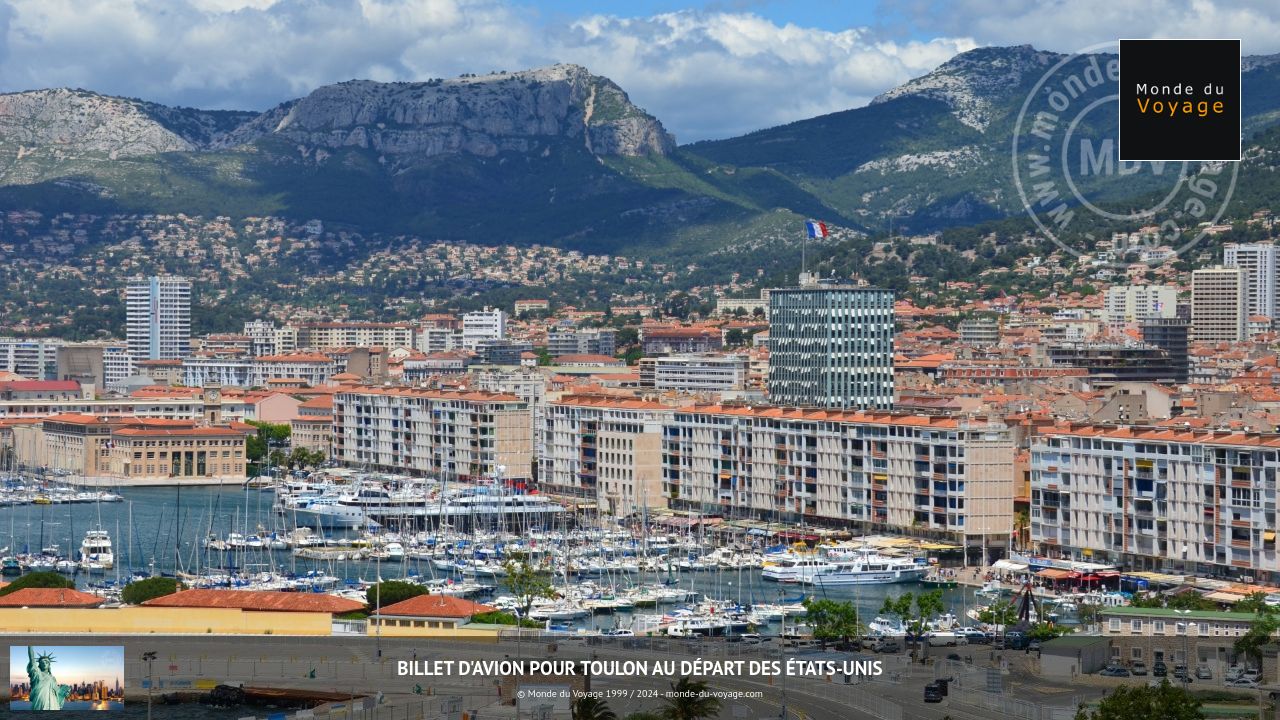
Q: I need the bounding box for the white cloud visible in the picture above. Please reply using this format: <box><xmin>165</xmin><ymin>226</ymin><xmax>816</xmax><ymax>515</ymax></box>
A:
<box><xmin>2</xmin><ymin>0</ymin><xmax>1270</xmax><ymax>143</ymax></box>
<box><xmin>0</xmin><ymin>0</ymin><xmax>975</xmax><ymax>141</ymax></box>
<box><xmin>905</xmin><ymin>0</ymin><xmax>1280</xmax><ymax>55</ymax></box>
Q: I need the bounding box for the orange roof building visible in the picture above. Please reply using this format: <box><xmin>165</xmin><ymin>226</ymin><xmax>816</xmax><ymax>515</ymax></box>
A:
<box><xmin>0</xmin><ymin>587</ymin><xmax>104</xmax><ymax>607</ymax></box>
<box><xmin>142</xmin><ymin>589</ymin><xmax>363</xmax><ymax>614</ymax></box>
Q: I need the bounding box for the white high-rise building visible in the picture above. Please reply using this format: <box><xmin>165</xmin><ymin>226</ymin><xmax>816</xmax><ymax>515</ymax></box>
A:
<box><xmin>1190</xmin><ymin>267</ymin><xmax>1246</xmax><ymax>342</ymax></box>
<box><xmin>461</xmin><ymin>308</ymin><xmax>506</xmax><ymax>350</ymax></box>
<box><xmin>1103</xmin><ymin>285</ymin><xmax>1178</xmax><ymax>329</ymax></box>
<box><xmin>126</xmin><ymin>276</ymin><xmax>192</xmax><ymax>362</ymax></box>
<box><xmin>1224</xmin><ymin>243</ymin><xmax>1278</xmax><ymax>321</ymax></box>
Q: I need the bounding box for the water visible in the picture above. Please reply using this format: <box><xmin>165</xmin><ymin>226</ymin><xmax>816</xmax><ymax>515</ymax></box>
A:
<box><xmin>0</xmin><ymin>486</ymin><xmax>984</xmax><ymax>624</ymax></box>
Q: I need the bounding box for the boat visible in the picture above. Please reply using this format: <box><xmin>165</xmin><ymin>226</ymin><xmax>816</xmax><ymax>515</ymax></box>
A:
<box><xmin>920</xmin><ymin>572</ymin><xmax>958</xmax><ymax>589</ymax></box>
<box><xmin>807</xmin><ymin>549</ymin><xmax>927</xmax><ymax>586</ymax></box>
<box><xmin>1</xmin><ymin>556</ymin><xmax>20</xmax><ymax>576</ymax></box>
<box><xmin>761</xmin><ymin>556</ymin><xmax>832</xmax><ymax>583</ymax></box>
<box><xmin>79</xmin><ymin>528</ymin><xmax>114</xmax><ymax>570</ymax></box>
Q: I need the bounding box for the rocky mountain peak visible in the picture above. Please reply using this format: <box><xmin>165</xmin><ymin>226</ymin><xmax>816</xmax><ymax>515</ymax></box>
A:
<box><xmin>871</xmin><ymin>44</ymin><xmax>1057</xmax><ymax>132</ymax></box>
<box><xmin>216</xmin><ymin>64</ymin><xmax>674</xmax><ymax>160</ymax></box>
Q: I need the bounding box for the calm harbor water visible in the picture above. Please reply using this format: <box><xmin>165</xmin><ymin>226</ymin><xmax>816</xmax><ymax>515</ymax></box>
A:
<box><xmin>0</xmin><ymin>485</ymin><xmax>983</xmax><ymax>623</ymax></box>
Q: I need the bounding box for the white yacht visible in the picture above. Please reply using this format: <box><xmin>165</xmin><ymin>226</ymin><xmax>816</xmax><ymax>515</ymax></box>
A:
<box><xmin>807</xmin><ymin>550</ymin><xmax>927</xmax><ymax>586</ymax></box>
<box><xmin>761</xmin><ymin>556</ymin><xmax>831</xmax><ymax>583</ymax></box>
<box><xmin>79</xmin><ymin>528</ymin><xmax>114</xmax><ymax>570</ymax></box>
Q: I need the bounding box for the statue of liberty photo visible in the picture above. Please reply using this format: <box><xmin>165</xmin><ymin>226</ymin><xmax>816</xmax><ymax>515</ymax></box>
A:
<box><xmin>26</xmin><ymin>647</ymin><xmax>71</xmax><ymax>710</ymax></box>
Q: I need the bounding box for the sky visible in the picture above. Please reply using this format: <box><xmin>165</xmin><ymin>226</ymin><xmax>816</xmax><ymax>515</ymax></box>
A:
<box><xmin>9</xmin><ymin>645</ymin><xmax>124</xmax><ymax>687</ymax></box>
<box><xmin>0</xmin><ymin>0</ymin><xmax>1278</xmax><ymax>142</ymax></box>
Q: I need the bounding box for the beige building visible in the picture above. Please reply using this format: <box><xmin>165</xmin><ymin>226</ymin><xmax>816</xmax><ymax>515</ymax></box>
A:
<box><xmin>1191</xmin><ymin>266</ymin><xmax>1247</xmax><ymax>342</ymax></box>
<box><xmin>664</xmin><ymin>405</ymin><xmax>1015</xmax><ymax>561</ymax></box>
<box><xmin>291</xmin><ymin>395</ymin><xmax>333</xmax><ymax>457</ymax></box>
<box><xmin>542</xmin><ymin>395</ymin><xmax>673</xmax><ymax>515</ymax></box>
<box><xmin>12</xmin><ymin>414</ymin><xmax>248</xmax><ymax>485</ymax></box>
<box><xmin>333</xmin><ymin>386</ymin><xmax>532</xmax><ymax>484</ymax></box>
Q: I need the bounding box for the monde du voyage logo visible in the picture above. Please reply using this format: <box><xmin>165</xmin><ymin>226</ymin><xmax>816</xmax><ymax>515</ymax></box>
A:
<box><xmin>1013</xmin><ymin>39</ymin><xmax>1240</xmax><ymax>269</ymax></box>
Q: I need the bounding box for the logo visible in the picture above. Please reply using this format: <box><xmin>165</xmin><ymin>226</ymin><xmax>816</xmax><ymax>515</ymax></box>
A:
<box><xmin>1012</xmin><ymin>41</ymin><xmax>1237</xmax><ymax>270</ymax></box>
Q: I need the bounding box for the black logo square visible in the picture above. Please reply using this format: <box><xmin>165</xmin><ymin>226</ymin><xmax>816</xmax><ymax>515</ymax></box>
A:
<box><xmin>1120</xmin><ymin>39</ymin><xmax>1240</xmax><ymax>161</ymax></box>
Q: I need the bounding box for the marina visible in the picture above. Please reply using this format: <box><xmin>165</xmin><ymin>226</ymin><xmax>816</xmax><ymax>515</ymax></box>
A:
<box><xmin>0</xmin><ymin>474</ymin><xmax>1036</xmax><ymax>636</ymax></box>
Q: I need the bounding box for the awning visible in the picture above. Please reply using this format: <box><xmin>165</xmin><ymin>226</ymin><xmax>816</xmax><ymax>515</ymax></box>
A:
<box><xmin>1266</xmin><ymin>531</ymin><xmax>1276</xmax><ymax>542</ymax></box>
<box><xmin>747</xmin><ymin>528</ymin><xmax>770</xmax><ymax>536</ymax></box>
<box><xmin>1204</xmin><ymin>591</ymin><xmax>1244</xmax><ymax>604</ymax></box>
<box><xmin>1037</xmin><ymin>568</ymin><xmax>1074</xmax><ymax>580</ymax></box>
<box><xmin>993</xmin><ymin>559</ymin><xmax>1029</xmax><ymax>572</ymax></box>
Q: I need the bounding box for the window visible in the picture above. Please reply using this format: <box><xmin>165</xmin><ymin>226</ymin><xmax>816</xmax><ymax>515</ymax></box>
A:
<box><xmin>1131</xmin><ymin>620</ymin><xmax>1143</xmax><ymax>632</ymax></box>
<box><xmin>1154</xmin><ymin>621</ymin><xmax>1165</xmax><ymax>634</ymax></box>
<box><xmin>1109</xmin><ymin>619</ymin><xmax>1121</xmax><ymax>632</ymax></box>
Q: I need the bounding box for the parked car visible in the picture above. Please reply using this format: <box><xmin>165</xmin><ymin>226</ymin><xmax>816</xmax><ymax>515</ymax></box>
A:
<box><xmin>1227</xmin><ymin>678</ymin><xmax>1259</xmax><ymax>689</ymax></box>
<box><xmin>924</xmin><ymin>683</ymin><xmax>943</xmax><ymax>703</ymax></box>
<box><xmin>1130</xmin><ymin>661</ymin><xmax>1148</xmax><ymax>675</ymax></box>
<box><xmin>957</xmin><ymin>629</ymin><xmax>989</xmax><ymax>644</ymax></box>
<box><xmin>1226</xmin><ymin>665</ymin><xmax>1245</xmax><ymax>681</ymax></box>
<box><xmin>1153</xmin><ymin>661</ymin><xmax>1168</xmax><ymax>677</ymax></box>
<box><xmin>927</xmin><ymin>632</ymin><xmax>967</xmax><ymax>647</ymax></box>
<box><xmin>1028</xmin><ymin>640</ymin><xmax>1042</xmax><ymax>652</ymax></box>
<box><xmin>1195</xmin><ymin>663</ymin><xmax>1212</xmax><ymax>679</ymax></box>
<box><xmin>1241</xmin><ymin>668</ymin><xmax>1262</xmax><ymax>683</ymax></box>
<box><xmin>873</xmin><ymin>638</ymin><xmax>903</xmax><ymax>654</ymax></box>
<box><xmin>1099</xmin><ymin>666</ymin><xmax>1131</xmax><ymax>677</ymax></box>
<box><xmin>1172</xmin><ymin>664</ymin><xmax>1192</xmax><ymax>682</ymax></box>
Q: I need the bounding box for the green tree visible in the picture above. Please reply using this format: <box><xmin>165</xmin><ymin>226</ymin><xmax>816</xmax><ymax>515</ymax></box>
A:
<box><xmin>1233</xmin><ymin>612</ymin><xmax>1279</xmax><ymax>669</ymax></box>
<box><xmin>366</xmin><ymin>580</ymin><xmax>427</xmax><ymax>609</ymax></box>
<box><xmin>1074</xmin><ymin>681</ymin><xmax>1202</xmax><ymax>720</ymax></box>
<box><xmin>659</xmin><ymin>676</ymin><xmax>721</xmax><ymax>720</ymax></box>
<box><xmin>246</xmin><ymin>421</ymin><xmax>291</xmax><ymax>462</ymax></box>
<box><xmin>802</xmin><ymin>598</ymin><xmax>862</xmax><ymax>648</ymax></box>
<box><xmin>0</xmin><ymin>571</ymin><xmax>75</xmax><ymax>595</ymax></box>
<box><xmin>1166</xmin><ymin>592</ymin><xmax>1218</xmax><ymax>612</ymax></box>
<box><xmin>910</xmin><ymin>589</ymin><xmax>945</xmax><ymax>657</ymax></box>
<box><xmin>121</xmin><ymin>577</ymin><xmax>183</xmax><ymax>605</ymax></box>
<box><xmin>500</xmin><ymin>552</ymin><xmax>555</xmax><ymax>619</ymax></box>
<box><xmin>724</xmin><ymin>328</ymin><xmax>745</xmax><ymax>347</ymax></box>
<box><xmin>571</xmin><ymin>696</ymin><xmax>618</xmax><ymax>720</ymax></box>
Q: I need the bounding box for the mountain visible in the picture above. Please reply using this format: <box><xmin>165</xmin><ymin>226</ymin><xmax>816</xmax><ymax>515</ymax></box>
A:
<box><xmin>1</xmin><ymin>48</ymin><xmax>1279</xmax><ymax>259</ymax></box>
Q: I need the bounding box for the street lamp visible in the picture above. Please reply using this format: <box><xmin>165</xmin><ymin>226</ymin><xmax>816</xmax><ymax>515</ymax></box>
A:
<box><xmin>1173</xmin><ymin>609</ymin><xmax>1191</xmax><ymax>691</ymax></box>
<box><xmin>142</xmin><ymin>651</ymin><xmax>157</xmax><ymax>720</ymax></box>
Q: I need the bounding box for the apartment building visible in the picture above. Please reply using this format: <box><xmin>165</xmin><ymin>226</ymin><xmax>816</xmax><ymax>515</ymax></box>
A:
<box><xmin>1031</xmin><ymin>423</ymin><xmax>1280</xmax><ymax>582</ymax></box>
<box><xmin>292</xmin><ymin>322</ymin><xmax>415</xmax><ymax>350</ymax></box>
<box><xmin>641</xmin><ymin>327</ymin><xmax>722</xmax><ymax>356</ymax></box>
<box><xmin>663</xmin><ymin>405</ymin><xmax>1014</xmax><ymax>560</ymax></box>
<box><xmin>541</xmin><ymin>395</ymin><xmax>673</xmax><ymax>515</ymax></box>
<box><xmin>126</xmin><ymin>276</ymin><xmax>191</xmax><ymax>362</ymax></box>
<box><xmin>461</xmin><ymin>308</ymin><xmax>506</xmax><ymax>349</ymax></box>
<box><xmin>332</xmin><ymin>387</ymin><xmax>532</xmax><ymax>484</ymax></box>
<box><xmin>547</xmin><ymin>328</ymin><xmax>617</xmax><ymax>358</ymax></box>
<box><xmin>1103</xmin><ymin>285</ymin><xmax>1178</xmax><ymax>328</ymax></box>
<box><xmin>637</xmin><ymin>354</ymin><xmax>749</xmax><ymax>392</ymax></box>
<box><xmin>958</xmin><ymin>317</ymin><xmax>1000</xmax><ymax>346</ymax></box>
<box><xmin>290</xmin><ymin>395</ymin><xmax>333</xmax><ymax>457</ymax></box>
<box><xmin>1191</xmin><ymin>267</ymin><xmax>1247</xmax><ymax>342</ymax></box>
<box><xmin>252</xmin><ymin>354</ymin><xmax>335</xmax><ymax>387</ymax></box>
<box><xmin>1224</xmin><ymin>243</ymin><xmax>1278</xmax><ymax>321</ymax></box>
<box><xmin>0</xmin><ymin>337</ymin><xmax>61</xmax><ymax>380</ymax></box>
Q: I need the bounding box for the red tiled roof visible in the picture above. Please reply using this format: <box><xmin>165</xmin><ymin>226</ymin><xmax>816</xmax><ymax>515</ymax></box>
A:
<box><xmin>0</xmin><ymin>380</ymin><xmax>79</xmax><ymax>392</ymax></box>
<box><xmin>0</xmin><ymin>587</ymin><xmax>103</xmax><ymax>607</ymax></box>
<box><xmin>376</xmin><ymin>594</ymin><xmax>495</xmax><ymax>618</ymax></box>
<box><xmin>142</xmin><ymin>589</ymin><xmax>363</xmax><ymax>613</ymax></box>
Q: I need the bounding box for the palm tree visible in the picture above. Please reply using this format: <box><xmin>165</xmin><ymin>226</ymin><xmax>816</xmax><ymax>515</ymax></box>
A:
<box><xmin>572</xmin><ymin>696</ymin><xmax>618</xmax><ymax>720</ymax></box>
<box><xmin>660</xmin><ymin>677</ymin><xmax>722</xmax><ymax>720</ymax></box>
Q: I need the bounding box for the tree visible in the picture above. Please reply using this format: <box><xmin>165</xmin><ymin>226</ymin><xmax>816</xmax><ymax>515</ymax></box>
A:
<box><xmin>1231</xmin><ymin>591</ymin><xmax>1272</xmax><ymax>615</ymax></box>
<box><xmin>0</xmin><ymin>571</ymin><xmax>75</xmax><ymax>596</ymax></box>
<box><xmin>246</xmin><ymin>421</ymin><xmax>291</xmax><ymax>462</ymax></box>
<box><xmin>366</xmin><ymin>580</ymin><xmax>427</xmax><ymax>609</ymax></box>
<box><xmin>501</xmin><ymin>552</ymin><xmax>555</xmax><ymax>619</ymax></box>
<box><xmin>1233</xmin><ymin>605</ymin><xmax>1279</xmax><ymax>669</ymax></box>
<box><xmin>724</xmin><ymin>328</ymin><xmax>745</xmax><ymax>347</ymax></box>
<box><xmin>659</xmin><ymin>677</ymin><xmax>721</xmax><ymax>720</ymax></box>
<box><xmin>571</xmin><ymin>696</ymin><xmax>618</xmax><ymax>720</ymax></box>
<box><xmin>910</xmin><ymin>589</ymin><xmax>946</xmax><ymax>657</ymax></box>
<box><xmin>802</xmin><ymin>598</ymin><xmax>862</xmax><ymax>648</ymax></box>
<box><xmin>1074</xmin><ymin>681</ymin><xmax>1202</xmax><ymax>720</ymax></box>
<box><xmin>121</xmin><ymin>577</ymin><xmax>183</xmax><ymax>605</ymax></box>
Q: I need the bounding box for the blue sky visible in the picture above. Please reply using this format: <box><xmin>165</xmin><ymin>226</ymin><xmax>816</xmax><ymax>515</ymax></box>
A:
<box><xmin>0</xmin><ymin>0</ymin><xmax>1277</xmax><ymax>141</ymax></box>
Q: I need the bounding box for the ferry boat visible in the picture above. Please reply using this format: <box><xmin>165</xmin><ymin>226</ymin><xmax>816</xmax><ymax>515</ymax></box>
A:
<box><xmin>807</xmin><ymin>550</ymin><xmax>927</xmax><ymax>586</ymax></box>
<box><xmin>761</xmin><ymin>556</ymin><xmax>832</xmax><ymax>583</ymax></box>
<box><xmin>291</xmin><ymin>487</ymin><xmax>564</xmax><ymax>529</ymax></box>
<box><xmin>79</xmin><ymin>528</ymin><xmax>114</xmax><ymax>570</ymax></box>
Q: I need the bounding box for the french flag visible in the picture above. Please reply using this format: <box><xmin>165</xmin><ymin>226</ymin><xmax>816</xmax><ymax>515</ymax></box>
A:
<box><xmin>805</xmin><ymin>220</ymin><xmax>828</xmax><ymax>239</ymax></box>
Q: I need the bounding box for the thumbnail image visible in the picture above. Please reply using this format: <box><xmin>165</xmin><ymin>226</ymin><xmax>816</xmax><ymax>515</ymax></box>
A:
<box><xmin>9</xmin><ymin>646</ymin><xmax>124</xmax><ymax>711</ymax></box>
